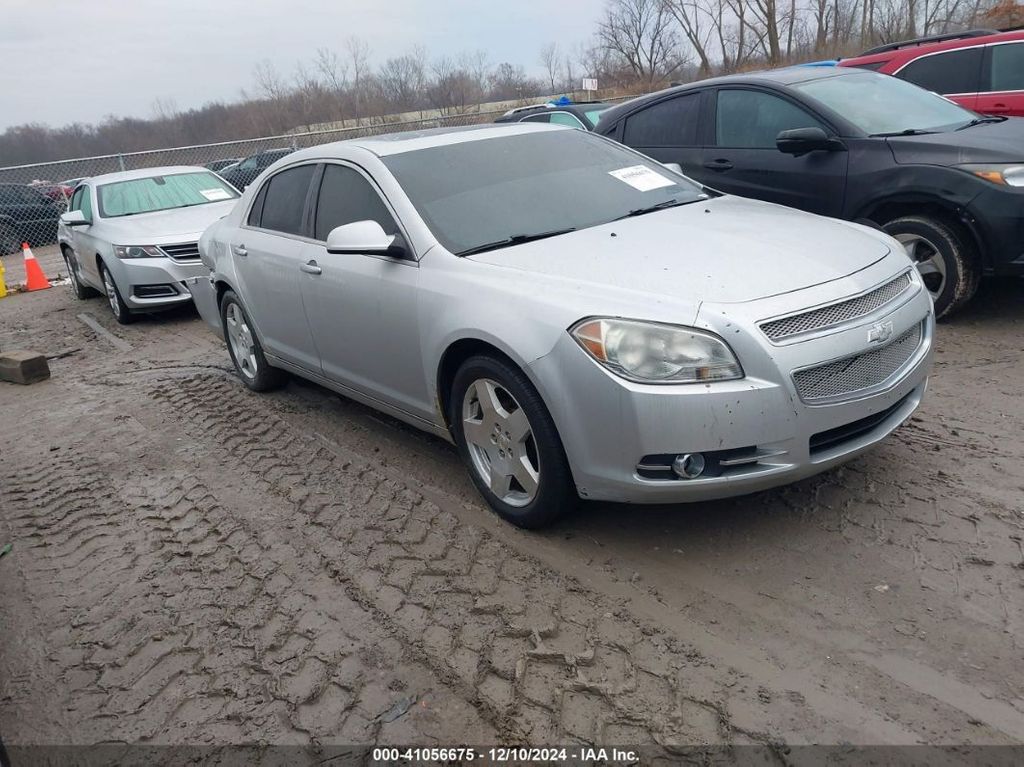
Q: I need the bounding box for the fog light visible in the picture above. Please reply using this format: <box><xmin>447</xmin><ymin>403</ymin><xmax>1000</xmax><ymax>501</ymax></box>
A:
<box><xmin>672</xmin><ymin>453</ymin><xmax>706</xmax><ymax>479</ymax></box>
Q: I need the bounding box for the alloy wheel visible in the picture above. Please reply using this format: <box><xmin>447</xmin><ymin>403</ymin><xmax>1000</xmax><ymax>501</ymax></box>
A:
<box><xmin>225</xmin><ymin>302</ymin><xmax>258</xmax><ymax>379</ymax></box>
<box><xmin>894</xmin><ymin>232</ymin><xmax>946</xmax><ymax>300</ymax></box>
<box><xmin>461</xmin><ymin>378</ymin><xmax>540</xmax><ymax>507</ymax></box>
<box><xmin>102</xmin><ymin>269</ymin><xmax>120</xmax><ymax>315</ymax></box>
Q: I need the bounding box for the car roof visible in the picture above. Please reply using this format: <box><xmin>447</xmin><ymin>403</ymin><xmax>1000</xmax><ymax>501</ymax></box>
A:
<box><xmin>598</xmin><ymin>66</ymin><xmax>861</xmax><ymax>126</ymax></box>
<box><xmin>86</xmin><ymin>165</ymin><xmax>217</xmax><ymax>186</ymax></box>
<box><xmin>284</xmin><ymin>122</ymin><xmax>570</xmax><ymax>161</ymax></box>
<box><xmin>842</xmin><ymin>28</ymin><xmax>1024</xmax><ymax>66</ymax></box>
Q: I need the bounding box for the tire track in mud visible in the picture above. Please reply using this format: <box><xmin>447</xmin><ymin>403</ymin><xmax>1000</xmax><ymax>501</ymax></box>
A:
<box><xmin>0</xmin><ymin>411</ymin><xmax>496</xmax><ymax>747</ymax></box>
<box><xmin>148</xmin><ymin>372</ymin><xmax>884</xmax><ymax>750</ymax></box>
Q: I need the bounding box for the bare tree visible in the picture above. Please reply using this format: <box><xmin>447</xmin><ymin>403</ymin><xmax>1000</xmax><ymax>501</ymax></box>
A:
<box><xmin>663</xmin><ymin>0</ymin><xmax>715</xmax><ymax>75</ymax></box>
<box><xmin>540</xmin><ymin>42</ymin><xmax>561</xmax><ymax>91</ymax></box>
<box><xmin>597</xmin><ymin>0</ymin><xmax>684</xmax><ymax>83</ymax></box>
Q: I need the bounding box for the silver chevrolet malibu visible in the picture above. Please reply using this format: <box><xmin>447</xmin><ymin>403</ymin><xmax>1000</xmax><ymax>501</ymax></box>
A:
<box><xmin>191</xmin><ymin>124</ymin><xmax>933</xmax><ymax>528</ymax></box>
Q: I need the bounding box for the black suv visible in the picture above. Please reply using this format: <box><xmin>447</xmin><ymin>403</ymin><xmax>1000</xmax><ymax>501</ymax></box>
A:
<box><xmin>0</xmin><ymin>183</ymin><xmax>62</xmax><ymax>255</ymax></box>
<box><xmin>495</xmin><ymin>101</ymin><xmax>613</xmax><ymax>131</ymax></box>
<box><xmin>218</xmin><ymin>147</ymin><xmax>295</xmax><ymax>190</ymax></box>
<box><xmin>599</xmin><ymin>66</ymin><xmax>1024</xmax><ymax>317</ymax></box>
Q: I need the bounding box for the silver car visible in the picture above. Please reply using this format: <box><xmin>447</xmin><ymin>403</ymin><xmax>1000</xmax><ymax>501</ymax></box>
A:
<box><xmin>57</xmin><ymin>166</ymin><xmax>240</xmax><ymax>324</ymax></box>
<box><xmin>191</xmin><ymin>124</ymin><xmax>933</xmax><ymax>528</ymax></box>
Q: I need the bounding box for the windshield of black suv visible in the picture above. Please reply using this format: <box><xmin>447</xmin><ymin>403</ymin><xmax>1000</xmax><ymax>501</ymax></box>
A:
<box><xmin>794</xmin><ymin>71</ymin><xmax>976</xmax><ymax>136</ymax></box>
<box><xmin>382</xmin><ymin>130</ymin><xmax>707</xmax><ymax>255</ymax></box>
<box><xmin>97</xmin><ymin>171</ymin><xmax>238</xmax><ymax>218</ymax></box>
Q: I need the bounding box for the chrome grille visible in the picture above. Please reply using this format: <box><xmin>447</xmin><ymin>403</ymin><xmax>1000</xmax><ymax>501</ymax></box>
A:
<box><xmin>159</xmin><ymin>242</ymin><xmax>201</xmax><ymax>262</ymax></box>
<box><xmin>761</xmin><ymin>272</ymin><xmax>913</xmax><ymax>341</ymax></box>
<box><xmin>793</xmin><ymin>322</ymin><xmax>923</xmax><ymax>403</ymax></box>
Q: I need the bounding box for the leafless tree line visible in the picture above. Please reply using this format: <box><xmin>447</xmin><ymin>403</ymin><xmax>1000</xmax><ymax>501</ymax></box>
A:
<box><xmin>2</xmin><ymin>0</ymin><xmax>1020</xmax><ymax>166</ymax></box>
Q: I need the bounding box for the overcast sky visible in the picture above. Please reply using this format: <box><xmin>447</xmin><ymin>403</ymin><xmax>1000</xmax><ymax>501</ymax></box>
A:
<box><xmin>1</xmin><ymin>0</ymin><xmax>603</xmax><ymax>131</ymax></box>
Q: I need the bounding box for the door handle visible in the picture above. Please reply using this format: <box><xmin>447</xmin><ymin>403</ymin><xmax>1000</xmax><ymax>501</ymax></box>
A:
<box><xmin>300</xmin><ymin>260</ymin><xmax>322</xmax><ymax>275</ymax></box>
<box><xmin>703</xmin><ymin>159</ymin><xmax>733</xmax><ymax>171</ymax></box>
<box><xmin>231</xmin><ymin>244</ymin><xmax>248</xmax><ymax>257</ymax></box>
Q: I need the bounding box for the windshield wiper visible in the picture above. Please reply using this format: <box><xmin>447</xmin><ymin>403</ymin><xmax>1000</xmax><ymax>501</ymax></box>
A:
<box><xmin>956</xmin><ymin>115</ymin><xmax>1007</xmax><ymax>130</ymax></box>
<box><xmin>613</xmin><ymin>196</ymin><xmax>704</xmax><ymax>220</ymax></box>
<box><xmin>869</xmin><ymin>128</ymin><xmax>940</xmax><ymax>137</ymax></box>
<box><xmin>455</xmin><ymin>227</ymin><xmax>577</xmax><ymax>257</ymax></box>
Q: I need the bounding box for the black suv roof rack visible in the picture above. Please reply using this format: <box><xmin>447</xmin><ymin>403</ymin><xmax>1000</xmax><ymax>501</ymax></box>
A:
<box><xmin>859</xmin><ymin>28</ymin><xmax>998</xmax><ymax>56</ymax></box>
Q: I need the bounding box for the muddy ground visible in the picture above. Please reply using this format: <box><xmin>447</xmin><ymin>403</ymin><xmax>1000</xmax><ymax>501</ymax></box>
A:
<box><xmin>1</xmin><ymin>262</ymin><xmax>1022</xmax><ymax>756</ymax></box>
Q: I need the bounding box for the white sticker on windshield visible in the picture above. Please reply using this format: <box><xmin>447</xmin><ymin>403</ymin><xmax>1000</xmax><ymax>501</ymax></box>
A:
<box><xmin>199</xmin><ymin>188</ymin><xmax>232</xmax><ymax>201</ymax></box>
<box><xmin>608</xmin><ymin>165</ymin><xmax>675</xmax><ymax>192</ymax></box>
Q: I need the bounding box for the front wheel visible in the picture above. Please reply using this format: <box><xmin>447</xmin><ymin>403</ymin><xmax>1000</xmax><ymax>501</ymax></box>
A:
<box><xmin>219</xmin><ymin>290</ymin><xmax>286</xmax><ymax>392</ymax></box>
<box><xmin>100</xmin><ymin>261</ymin><xmax>135</xmax><ymax>324</ymax></box>
<box><xmin>883</xmin><ymin>215</ymin><xmax>980</xmax><ymax>319</ymax></box>
<box><xmin>450</xmin><ymin>355</ymin><xmax>576</xmax><ymax>529</ymax></box>
<box><xmin>63</xmin><ymin>247</ymin><xmax>98</xmax><ymax>299</ymax></box>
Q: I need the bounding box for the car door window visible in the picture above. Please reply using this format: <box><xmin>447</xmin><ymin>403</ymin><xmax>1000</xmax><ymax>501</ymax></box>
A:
<box><xmin>896</xmin><ymin>48</ymin><xmax>983</xmax><ymax>94</ymax></box>
<box><xmin>989</xmin><ymin>43</ymin><xmax>1024</xmax><ymax>92</ymax></box>
<box><xmin>549</xmin><ymin>112</ymin><xmax>587</xmax><ymax>128</ymax></box>
<box><xmin>623</xmin><ymin>93</ymin><xmax>701</xmax><ymax>146</ymax></box>
<box><xmin>79</xmin><ymin>186</ymin><xmax>93</xmax><ymax>220</ymax></box>
<box><xmin>716</xmin><ymin>90</ymin><xmax>824</xmax><ymax>148</ymax></box>
<box><xmin>520</xmin><ymin>113</ymin><xmax>551</xmax><ymax>124</ymax></box>
<box><xmin>69</xmin><ymin>187</ymin><xmax>83</xmax><ymax>211</ymax></box>
<box><xmin>313</xmin><ymin>164</ymin><xmax>398</xmax><ymax>241</ymax></box>
<box><xmin>257</xmin><ymin>164</ymin><xmax>316</xmax><ymax>236</ymax></box>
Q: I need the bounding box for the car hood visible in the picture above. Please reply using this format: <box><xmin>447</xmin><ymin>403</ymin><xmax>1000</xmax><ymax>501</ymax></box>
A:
<box><xmin>95</xmin><ymin>200</ymin><xmax>237</xmax><ymax>244</ymax></box>
<box><xmin>887</xmin><ymin>117</ymin><xmax>1024</xmax><ymax>164</ymax></box>
<box><xmin>466</xmin><ymin>195</ymin><xmax>890</xmax><ymax>304</ymax></box>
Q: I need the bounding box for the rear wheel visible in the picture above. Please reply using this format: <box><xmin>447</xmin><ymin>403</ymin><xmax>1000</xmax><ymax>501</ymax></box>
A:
<box><xmin>450</xmin><ymin>355</ymin><xmax>576</xmax><ymax>529</ymax></box>
<box><xmin>883</xmin><ymin>215</ymin><xmax>979</xmax><ymax>319</ymax></box>
<box><xmin>100</xmin><ymin>261</ymin><xmax>135</xmax><ymax>324</ymax></box>
<box><xmin>220</xmin><ymin>290</ymin><xmax>286</xmax><ymax>392</ymax></box>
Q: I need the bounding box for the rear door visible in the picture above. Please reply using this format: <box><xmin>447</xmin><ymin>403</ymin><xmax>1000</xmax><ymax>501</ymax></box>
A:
<box><xmin>615</xmin><ymin>91</ymin><xmax>706</xmax><ymax>179</ymax></box>
<box><xmin>700</xmin><ymin>86</ymin><xmax>848</xmax><ymax>216</ymax></box>
<box><xmin>893</xmin><ymin>47</ymin><xmax>983</xmax><ymax>111</ymax></box>
<box><xmin>977</xmin><ymin>41</ymin><xmax>1024</xmax><ymax>117</ymax></box>
<box><xmin>233</xmin><ymin>163</ymin><xmax>321</xmax><ymax>371</ymax></box>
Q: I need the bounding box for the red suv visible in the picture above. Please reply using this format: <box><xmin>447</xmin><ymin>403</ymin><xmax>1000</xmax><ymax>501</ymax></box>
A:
<box><xmin>840</xmin><ymin>28</ymin><xmax>1024</xmax><ymax>117</ymax></box>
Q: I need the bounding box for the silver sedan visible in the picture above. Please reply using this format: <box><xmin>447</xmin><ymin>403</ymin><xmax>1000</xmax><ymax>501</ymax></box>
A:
<box><xmin>191</xmin><ymin>124</ymin><xmax>933</xmax><ymax>528</ymax></box>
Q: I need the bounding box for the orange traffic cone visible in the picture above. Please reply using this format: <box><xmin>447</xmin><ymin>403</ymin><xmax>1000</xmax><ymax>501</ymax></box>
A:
<box><xmin>22</xmin><ymin>242</ymin><xmax>51</xmax><ymax>291</ymax></box>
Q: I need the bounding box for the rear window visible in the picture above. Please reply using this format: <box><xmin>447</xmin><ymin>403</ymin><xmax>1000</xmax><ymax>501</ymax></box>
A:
<box><xmin>97</xmin><ymin>171</ymin><xmax>238</xmax><ymax>218</ymax></box>
<box><xmin>622</xmin><ymin>93</ymin><xmax>701</xmax><ymax>146</ymax></box>
<box><xmin>989</xmin><ymin>42</ymin><xmax>1024</xmax><ymax>92</ymax></box>
<box><xmin>896</xmin><ymin>48</ymin><xmax>983</xmax><ymax>94</ymax></box>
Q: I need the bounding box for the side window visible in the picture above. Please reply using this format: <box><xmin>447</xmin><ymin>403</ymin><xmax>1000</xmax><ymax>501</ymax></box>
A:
<box><xmin>548</xmin><ymin>112</ymin><xmax>587</xmax><ymax>128</ymax></box>
<box><xmin>896</xmin><ymin>48</ymin><xmax>983</xmax><ymax>94</ymax></box>
<box><xmin>257</xmin><ymin>165</ymin><xmax>316</xmax><ymax>236</ymax></box>
<box><xmin>79</xmin><ymin>186</ymin><xmax>93</xmax><ymax>220</ymax></box>
<box><xmin>989</xmin><ymin>43</ymin><xmax>1024</xmax><ymax>92</ymax></box>
<box><xmin>238</xmin><ymin>155</ymin><xmax>258</xmax><ymax>171</ymax></box>
<box><xmin>314</xmin><ymin>164</ymin><xmax>398</xmax><ymax>242</ymax></box>
<box><xmin>622</xmin><ymin>93</ymin><xmax>702</xmax><ymax>146</ymax></box>
<box><xmin>520</xmin><ymin>113</ymin><xmax>551</xmax><ymax>123</ymax></box>
<box><xmin>716</xmin><ymin>90</ymin><xmax>823</xmax><ymax>148</ymax></box>
<box><xmin>70</xmin><ymin>187</ymin><xmax>83</xmax><ymax>212</ymax></box>
<box><xmin>247</xmin><ymin>182</ymin><xmax>268</xmax><ymax>226</ymax></box>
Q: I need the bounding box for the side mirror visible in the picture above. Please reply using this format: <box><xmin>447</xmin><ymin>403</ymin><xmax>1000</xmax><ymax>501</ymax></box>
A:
<box><xmin>776</xmin><ymin>127</ymin><xmax>844</xmax><ymax>157</ymax></box>
<box><xmin>661</xmin><ymin>162</ymin><xmax>684</xmax><ymax>174</ymax></box>
<box><xmin>326</xmin><ymin>220</ymin><xmax>407</xmax><ymax>258</ymax></box>
<box><xmin>60</xmin><ymin>210</ymin><xmax>90</xmax><ymax>227</ymax></box>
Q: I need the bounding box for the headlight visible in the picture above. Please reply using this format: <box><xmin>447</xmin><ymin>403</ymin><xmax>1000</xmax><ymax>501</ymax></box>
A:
<box><xmin>958</xmin><ymin>164</ymin><xmax>1024</xmax><ymax>187</ymax></box>
<box><xmin>570</xmin><ymin>318</ymin><xmax>743</xmax><ymax>383</ymax></box>
<box><xmin>113</xmin><ymin>245</ymin><xmax>163</xmax><ymax>259</ymax></box>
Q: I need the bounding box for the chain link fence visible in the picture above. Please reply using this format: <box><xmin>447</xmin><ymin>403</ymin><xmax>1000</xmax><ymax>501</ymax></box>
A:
<box><xmin>0</xmin><ymin>96</ymin><xmax>638</xmax><ymax>258</ymax></box>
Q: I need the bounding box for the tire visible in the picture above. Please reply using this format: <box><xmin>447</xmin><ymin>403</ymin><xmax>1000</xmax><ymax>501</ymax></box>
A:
<box><xmin>99</xmin><ymin>261</ymin><xmax>135</xmax><ymax>324</ymax></box>
<box><xmin>62</xmin><ymin>247</ymin><xmax>98</xmax><ymax>300</ymax></box>
<box><xmin>882</xmin><ymin>215</ymin><xmax>980</xmax><ymax>319</ymax></box>
<box><xmin>450</xmin><ymin>354</ymin><xmax>576</xmax><ymax>529</ymax></box>
<box><xmin>219</xmin><ymin>289</ymin><xmax>286</xmax><ymax>392</ymax></box>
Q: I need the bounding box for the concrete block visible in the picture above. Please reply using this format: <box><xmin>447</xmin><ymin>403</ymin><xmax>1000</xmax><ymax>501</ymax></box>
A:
<box><xmin>0</xmin><ymin>350</ymin><xmax>50</xmax><ymax>385</ymax></box>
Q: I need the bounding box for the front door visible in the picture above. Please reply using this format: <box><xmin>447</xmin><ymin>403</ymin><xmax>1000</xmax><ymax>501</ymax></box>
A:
<box><xmin>298</xmin><ymin>162</ymin><xmax>430</xmax><ymax>420</ymax></box>
<box><xmin>699</xmin><ymin>87</ymin><xmax>848</xmax><ymax>217</ymax></box>
<box><xmin>977</xmin><ymin>42</ymin><xmax>1024</xmax><ymax>117</ymax></box>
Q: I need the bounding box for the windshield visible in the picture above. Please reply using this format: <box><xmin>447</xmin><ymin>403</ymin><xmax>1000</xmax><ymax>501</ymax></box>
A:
<box><xmin>382</xmin><ymin>130</ymin><xmax>707</xmax><ymax>255</ymax></box>
<box><xmin>794</xmin><ymin>72</ymin><xmax>975</xmax><ymax>135</ymax></box>
<box><xmin>98</xmin><ymin>171</ymin><xmax>238</xmax><ymax>218</ymax></box>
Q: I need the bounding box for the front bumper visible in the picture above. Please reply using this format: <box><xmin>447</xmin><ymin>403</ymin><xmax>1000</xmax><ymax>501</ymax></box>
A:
<box><xmin>107</xmin><ymin>256</ymin><xmax>208</xmax><ymax>311</ymax></box>
<box><xmin>966</xmin><ymin>187</ymin><xmax>1024</xmax><ymax>275</ymax></box>
<box><xmin>529</xmin><ymin>267</ymin><xmax>934</xmax><ymax>504</ymax></box>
